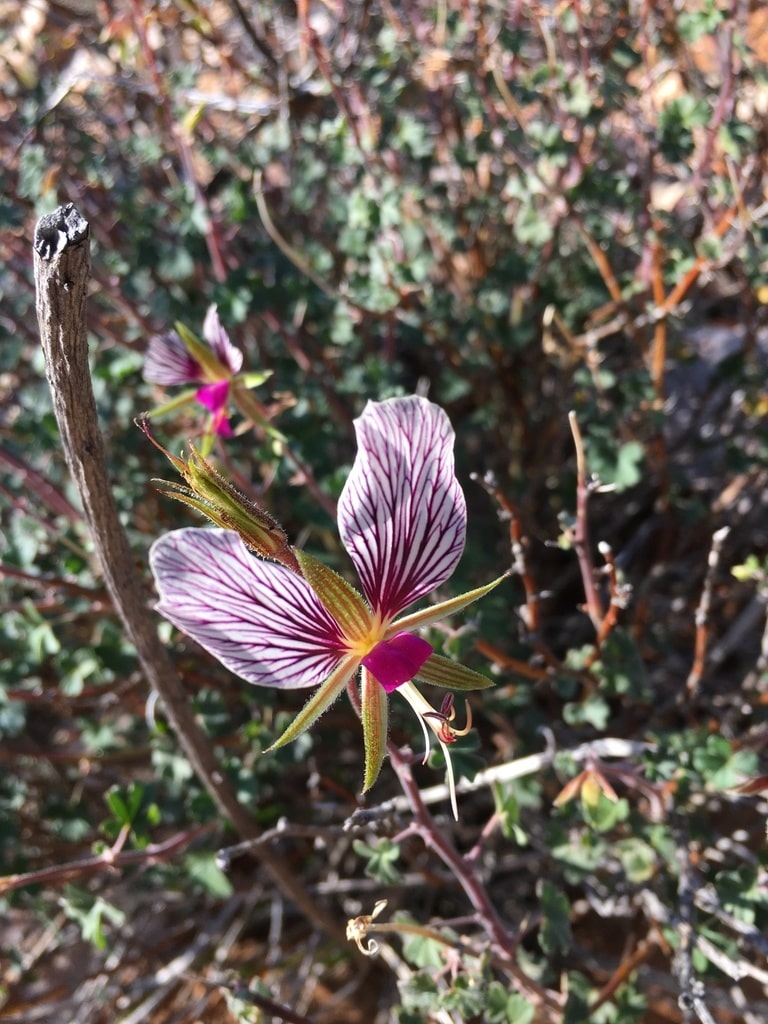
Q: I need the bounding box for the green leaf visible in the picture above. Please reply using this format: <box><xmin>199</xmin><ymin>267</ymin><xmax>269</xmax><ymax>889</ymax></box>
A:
<box><xmin>105</xmin><ymin>782</ymin><xmax>145</xmax><ymax>827</ymax></box>
<box><xmin>692</xmin><ymin>735</ymin><xmax>757</xmax><ymax>789</ymax></box>
<box><xmin>487</xmin><ymin>984</ymin><xmax>536</xmax><ymax>1024</ymax></box>
<box><xmin>397</xmin><ymin>973</ymin><xmax>440</xmax><ymax>1015</ymax></box>
<box><xmin>596</xmin><ymin>628</ymin><xmax>648</xmax><ymax>698</ymax></box>
<box><xmin>563</xmin><ymin>693</ymin><xmax>610</xmax><ymax>730</ymax></box>
<box><xmin>352</xmin><ymin>837</ymin><xmax>402</xmax><ymax>884</ymax></box>
<box><xmin>658</xmin><ymin>95</ymin><xmax>710</xmax><ymax>162</ymax></box>
<box><xmin>538</xmin><ymin>881</ymin><xmax>572</xmax><ymax>954</ymax></box>
<box><xmin>562</xmin><ymin>973</ymin><xmax>592</xmax><ymax>1024</ymax></box>
<box><xmin>185</xmin><ymin>851</ymin><xmax>234</xmax><ymax>897</ymax></box>
<box><xmin>60</xmin><ymin>887</ymin><xmax>126</xmax><ymax>951</ymax></box>
<box><xmin>507</xmin><ymin>993</ymin><xmax>537</xmax><ymax>1024</ymax></box>
<box><xmin>0</xmin><ymin>692</ymin><xmax>26</xmax><ymax>738</ymax></box>
<box><xmin>493</xmin><ymin>784</ymin><xmax>529</xmax><ymax>846</ymax></box>
<box><xmin>616</xmin><ymin>837</ymin><xmax>657</xmax><ymax>883</ymax></box>
<box><xmin>513</xmin><ymin>202</ymin><xmax>554</xmax><ymax>246</ymax></box>
<box><xmin>440</xmin><ymin>974</ymin><xmax>487</xmax><ymax>1017</ymax></box>
<box><xmin>678</xmin><ymin>0</ymin><xmax>724</xmax><ymax>42</ymax></box>
<box><xmin>400</xmin><ymin>927</ymin><xmax>447</xmax><ymax>970</ymax></box>
<box><xmin>614</xmin><ymin>440</ymin><xmax>644</xmax><ymax>490</ymax></box>
<box><xmin>583</xmin><ymin>793</ymin><xmax>629</xmax><ymax>832</ymax></box>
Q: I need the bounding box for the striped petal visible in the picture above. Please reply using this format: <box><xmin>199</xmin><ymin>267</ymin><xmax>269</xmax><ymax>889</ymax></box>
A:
<box><xmin>338</xmin><ymin>396</ymin><xmax>466</xmax><ymax>620</ymax></box>
<box><xmin>203</xmin><ymin>305</ymin><xmax>244</xmax><ymax>375</ymax></box>
<box><xmin>144</xmin><ymin>330</ymin><xmax>201</xmax><ymax>386</ymax></box>
<box><xmin>150</xmin><ymin>528</ymin><xmax>346</xmax><ymax>689</ymax></box>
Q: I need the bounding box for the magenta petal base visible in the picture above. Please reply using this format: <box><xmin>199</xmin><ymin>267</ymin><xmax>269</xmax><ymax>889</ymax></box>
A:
<box><xmin>196</xmin><ymin>379</ymin><xmax>231</xmax><ymax>413</ymax></box>
<box><xmin>362</xmin><ymin>632</ymin><xmax>433</xmax><ymax>693</ymax></box>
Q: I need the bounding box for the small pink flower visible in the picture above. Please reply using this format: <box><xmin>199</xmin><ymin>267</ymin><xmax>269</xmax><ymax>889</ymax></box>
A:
<box><xmin>144</xmin><ymin>306</ymin><xmax>243</xmax><ymax>437</ymax></box>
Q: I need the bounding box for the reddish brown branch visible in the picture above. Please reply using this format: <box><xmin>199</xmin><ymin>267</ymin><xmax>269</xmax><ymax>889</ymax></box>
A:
<box><xmin>0</xmin><ymin>826</ymin><xmax>209</xmax><ymax>896</ymax></box>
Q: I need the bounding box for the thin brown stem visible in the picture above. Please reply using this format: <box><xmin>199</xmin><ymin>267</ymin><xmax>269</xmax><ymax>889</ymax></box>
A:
<box><xmin>685</xmin><ymin>526</ymin><xmax>731</xmax><ymax>699</ymax></box>
<box><xmin>0</xmin><ymin>826</ymin><xmax>208</xmax><ymax>896</ymax></box>
<box><xmin>568</xmin><ymin>411</ymin><xmax>603</xmax><ymax>630</ymax></box>
<box><xmin>387</xmin><ymin>742</ymin><xmax>562</xmax><ymax>1018</ymax></box>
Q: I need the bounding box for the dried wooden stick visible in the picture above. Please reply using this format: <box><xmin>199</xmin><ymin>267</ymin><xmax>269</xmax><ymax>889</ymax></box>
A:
<box><xmin>33</xmin><ymin>203</ymin><xmax>341</xmax><ymax>939</ymax></box>
<box><xmin>568</xmin><ymin>411</ymin><xmax>604</xmax><ymax>630</ymax></box>
<box><xmin>685</xmin><ymin>525</ymin><xmax>731</xmax><ymax>699</ymax></box>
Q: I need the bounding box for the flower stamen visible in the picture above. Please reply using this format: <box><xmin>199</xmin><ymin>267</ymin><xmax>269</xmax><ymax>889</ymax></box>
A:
<box><xmin>423</xmin><ymin>693</ymin><xmax>472</xmax><ymax>744</ymax></box>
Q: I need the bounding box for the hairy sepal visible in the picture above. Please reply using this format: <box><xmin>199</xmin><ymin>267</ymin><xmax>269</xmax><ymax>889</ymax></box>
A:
<box><xmin>295</xmin><ymin>549</ymin><xmax>372</xmax><ymax>642</ymax></box>
<box><xmin>360</xmin><ymin>668</ymin><xmax>388</xmax><ymax>792</ymax></box>
<box><xmin>175</xmin><ymin>321</ymin><xmax>228</xmax><ymax>380</ymax></box>
<box><xmin>416</xmin><ymin>653</ymin><xmax>494</xmax><ymax>691</ymax></box>
<box><xmin>265</xmin><ymin>655</ymin><xmax>359</xmax><ymax>752</ymax></box>
<box><xmin>392</xmin><ymin>573</ymin><xmax>510</xmax><ymax>634</ymax></box>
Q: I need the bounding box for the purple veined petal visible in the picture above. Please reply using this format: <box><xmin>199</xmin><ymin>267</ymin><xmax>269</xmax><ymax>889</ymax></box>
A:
<box><xmin>338</xmin><ymin>396</ymin><xmax>467</xmax><ymax>620</ymax></box>
<box><xmin>203</xmin><ymin>305</ymin><xmax>244</xmax><ymax>376</ymax></box>
<box><xmin>150</xmin><ymin>528</ymin><xmax>347</xmax><ymax>689</ymax></box>
<box><xmin>361</xmin><ymin>631</ymin><xmax>433</xmax><ymax>693</ymax></box>
<box><xmin>196</xmin><ymin>380</ymin><xmax>231</xmax><ymax>414</ymax></box>
<box><xmin>144</xmin><ymin>330</ymin><xmax>201</xmax><ymax>386</ymax></box>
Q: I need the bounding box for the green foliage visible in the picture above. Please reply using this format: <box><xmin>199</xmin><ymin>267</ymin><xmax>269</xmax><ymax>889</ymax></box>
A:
<box><xmin>352</xmin><ymin>838</ymin><xmax>403</xmax><ymax>885</ymax></box>
<box><xmin>60</xmin><ymin>887</ymin><xmax>126</xmax><ymax>952</ymax></box>
<box><xmin>538</xmin><ymin>881</ymin><xmax>573</xmax><ymax>955</ymax></box>
<box><xmin>183</xmin><ymin>852</ymin><xmax>234</xmax><ymax>898</ymax></box>
<box><xmin>487</xmin><ymin>986</ymin><xmax>536</xmax><ymax>1024</ymax></box>
<box><xmin>399</xmin><ymin>925</ymin><xmax>447</xmax><ymax>970</ymax></box>
<box><xmin>493</xmin><ymin>783</ymin><xmax>530</xmax><ymax>846</ymax></box>
<box><xmin>691</xmin><ymin>735</ymin><xmax>757</xmax><ymax>789</ymax></box>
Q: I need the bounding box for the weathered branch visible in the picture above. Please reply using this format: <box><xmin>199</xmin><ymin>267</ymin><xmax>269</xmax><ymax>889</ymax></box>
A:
<box><xmin>33</xmin><ymin>203</ymin><xmax>341</xmax><ymax>938</ymax></box>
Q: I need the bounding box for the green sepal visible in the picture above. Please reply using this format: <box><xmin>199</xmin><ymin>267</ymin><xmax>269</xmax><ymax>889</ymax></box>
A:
<box><xmin>140</xmin><ymin>417</ymin><xmax>298</xmax><ymax>569</ymax></box>
<box><xmin>146</xmin><ymin>388</ymin><xmax>199</xmax><ymax>419</ymax></box>
<box><xmin>185</xmin><ymin>446</ymin><xmax>297</xmax><ymax>565</ymax></box>
<box><xmin>295</xmin><ymin>550</ymin><xmax>372</xmax><ymax>641</ymax></box>
<box><xmin>196</xmin><ymin>429</ymin><xmax>216</xmax><ymax>458</ymax></box>
<box><xmin>360</xmin><ymin>668</ymin><xmax>388</xmax><ymax>792</ymax></box>
<box><xmin>231</xmin><ymin>385</ymin><xmax>286</xmax><ymax>441</ymax></box>
<box><xmin>175</xmin><ymin>321</ymin><xmax>227</xmax><ymax>379</ymax></box>
<box><xmin>238</xmin><ymin>371</ymin><xmax>272</xmax><ymax>389</ymax></box>
<box><xmin>393</xmin><ymin>573</ymin><xmax>509</xmax><ymax>634</ymax></box>
<box><xmin>265</xmin><ymin>655</ymin><xmax>359</xmax><ymax>752</ymax></box>
<box><xmin>416</xmin><ymin>653</ymin><xmax>494</xmax><ymax>691</ymax></box>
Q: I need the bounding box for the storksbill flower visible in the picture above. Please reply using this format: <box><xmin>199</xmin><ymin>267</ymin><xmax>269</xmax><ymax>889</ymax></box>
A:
<box><xmin>149</xmin><ymin>396</ymin><xmax>506</xmax><ymax>815</ymax></box>
<box><xmin>144</xmin><ymin>305</ymin><xmax>249</xmax><ymax>440</ymax></box>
